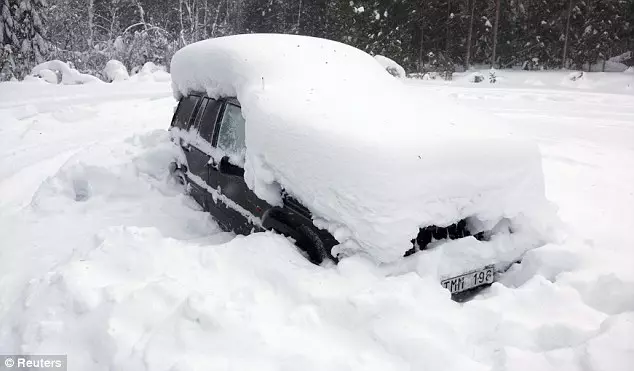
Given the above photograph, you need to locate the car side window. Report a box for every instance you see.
[171,95,200,129]
[196,98,223,142]
[216,103,246,162]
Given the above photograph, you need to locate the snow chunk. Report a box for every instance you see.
[465,71,486,83]
[565,71,585,82]
[170,34,552,263]
[130,62,170,83]
[374,54,406,78]
[31,60,102,85]
[140,61,165,75]
[103,60,130,82]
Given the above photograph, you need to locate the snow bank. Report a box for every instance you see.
[374,54,406,78]
[103,60,130,82]
[31,60,102,85]
[592,61,628,73]
[0,224,610,371]
[171,34,553,263]
[2,223,630,371]
[586,53,630,72]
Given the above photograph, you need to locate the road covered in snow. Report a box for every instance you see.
[0,70,633,371]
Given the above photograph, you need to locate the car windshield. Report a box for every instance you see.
[217,103,246,162]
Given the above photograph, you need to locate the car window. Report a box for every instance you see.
[171,95,200,129]
[216,103,246,161]
[197,98,222,142]
[191,99,207,130]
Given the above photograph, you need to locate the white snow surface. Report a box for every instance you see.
[1,69,634,371]
[171,34,553,263]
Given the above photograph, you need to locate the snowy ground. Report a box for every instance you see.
[0,71,633,371]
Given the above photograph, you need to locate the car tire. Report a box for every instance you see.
[169,162,188,192]
[294,224,329,265]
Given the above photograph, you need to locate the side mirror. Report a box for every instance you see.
[218,156,245,177]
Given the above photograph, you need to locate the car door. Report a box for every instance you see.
[170,95,214,210]
[208,99,270,235]
[189,97,224,216]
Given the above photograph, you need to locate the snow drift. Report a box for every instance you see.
[170,34,554,263]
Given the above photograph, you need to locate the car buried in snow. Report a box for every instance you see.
[167,34,554,298]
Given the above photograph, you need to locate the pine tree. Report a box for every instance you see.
[1,0,19,79]
[572,0,631,70]
[1,0,48,80]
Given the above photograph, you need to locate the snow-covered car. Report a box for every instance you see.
[168,34,555,296]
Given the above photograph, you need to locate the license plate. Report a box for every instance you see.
[441,266,495,294]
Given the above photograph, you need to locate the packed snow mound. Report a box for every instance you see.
[31,60,102,85]
[374,54,406,78]
[103,60,130,82]
[171,34,554,263]
[34,68,59,84]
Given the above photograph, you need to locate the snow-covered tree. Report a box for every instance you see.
[569,0,631,70]
[3,0,632,80]
[1,0,48,80]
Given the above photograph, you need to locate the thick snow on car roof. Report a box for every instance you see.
[171,34,553,263]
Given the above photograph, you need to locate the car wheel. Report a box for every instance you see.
[294,224,328,265]
[169,162,188,192]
